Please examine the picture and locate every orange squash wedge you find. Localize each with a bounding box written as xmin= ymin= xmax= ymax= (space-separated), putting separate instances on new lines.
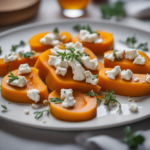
xmin=104 ymin=51 xmax=150 ymax=74
xmin=98 ymin=68 xmax=150 ymax=97
xmin=1 ymin=68 xmax=49 ymax=103
xmin=34 ymin=47 xmax=104 ymax=93
xmin=72 ymin=31 xmax=114 ymax=55
xmin=49 ymin=90 xmax=97 ymax=122
xmin=0 ymin=52 xmax=41 ymax=76
xmin=29 ymin=32 xmax=72 ymax=52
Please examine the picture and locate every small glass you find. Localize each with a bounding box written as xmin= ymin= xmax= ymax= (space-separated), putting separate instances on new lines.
xmin=57 ymin=0 xmax=90 ymax=18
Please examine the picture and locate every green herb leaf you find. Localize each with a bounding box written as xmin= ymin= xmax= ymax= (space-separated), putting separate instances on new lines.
xmin=34 ymin=109 xmax=49 ymax=119
xmin=97 ymin=98 xmax=101 ymax=104
xmin=73 ymin=24 xmax=99 ymax=35
xmin=92 ymin=74 xmax=98 ymax=80
xmin=0 ymin=47 xmax=2 ymax=55
xmin=117 ymin=57 xmax=121 ymax=61
xmin=113 ymin=50 xmax=118 ymax=57
xmin=122 ymin=126 xmax=145 ymax=150
xmin=1 ymin=105 xmax=7 ymax=110
xmin=87 ymin=90 xmax=98 ymax=96
xmin=100 ymin=90 xmax=121 ymax=112
xmin=11 ymin=41 xmax=26 ymax=52
xmin=120 ymin=36 xmax=148 ymax=51
xmin=100 ymin=1 xmax=126 ymax=20
xmin=50 ymin=97 xmax=63 ymax=103
xmin=7 ymin=71 xmax=19 ymax=83
xmin=19 ymin=52 xmax=34 ymax=59
xmin=53 ymin=27 xmax=59 ymax=33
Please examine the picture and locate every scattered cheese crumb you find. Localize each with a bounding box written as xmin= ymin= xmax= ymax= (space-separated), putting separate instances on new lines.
xmin=128 ymin=98 xmax=132 ymax=102
xmin=55 ymin=67 xmax=67 ymax=76
xmin=24 ymin=109 xmax=29 ymax=114
xmin=4 ymin=52 xmax=18 ymax=63
xmin=125 ymin=49 xmax=139 ymax=60
xmin=31 ymin=103 xmax=35 ymax=108
xmin=61 ymin=89 xmax=73 ymax=100
xmin=129 ymin=103 xmax=138 ymax=112
xmin=27 ymin=89 xmax=40 ymax=103
xmin=62 ymin=96 xmax=76 ymax=108
xmin=134 ymin=77 xmax=139 ymax=82
xmin=43 ymin=120 xmax=46 ymax=123
xmin=121 ymin=69 xmax=133 ymax=80
xmin=18 ymin=63 xmax=31 ymax=74
xmin=84 ymin=71 xmax=98 ymax=85
xmin=146 ymin=74 xmax=150 ymax=83
xmin=73 ymin=42 xmax=84 ymax=53
xmin=43 ymin=100 xmax=49 ymax=105
xmin=115 ymin=51 xmax=124 ymax=59
xmin=133 ymin=55 xmax=145 ymax=65
xmin=104 ymin=53 xmax=115 ymax=62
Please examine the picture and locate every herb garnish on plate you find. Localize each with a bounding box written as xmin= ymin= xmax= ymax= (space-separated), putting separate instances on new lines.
xmin=0 ymin=47 xmax=2 ymax=55
xmin=1 ymin=105 xmax=7 ymax=110
xmin=19 ymin=51 xmax=34 ymax=59
xmin=50 ymin=97 xmax=63 ymax=103
xmin=34 ymin=109 xmax=49 ymax=119
xmin=11 ymin=41 xmax=25 ymax=52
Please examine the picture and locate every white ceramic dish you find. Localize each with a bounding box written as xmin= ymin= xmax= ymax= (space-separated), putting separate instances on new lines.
xmin=0 ymin=19 xmax=150 ymax=131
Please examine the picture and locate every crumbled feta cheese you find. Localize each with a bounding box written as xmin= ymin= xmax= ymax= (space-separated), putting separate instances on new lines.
xmin=129 ymin=103 xmax=138 ymax=112
xmin=104 ymin=53 xmax=115 ymax=62
xmin=51 ymin=46 xmax=64 ymax=56
xmin=7 ymin=76 xmax=27 ymax=87
xmin=146 ymin=74 xmax=150 ymax=83
xmin=62 ymin=96 xmax=76 ymax=108
xmin=27 ymin=89 xmax=40 ymax=103
xmin=40 ymin=33 xmax=62 ymax=46
xmin=55 ymin=67 xmax=67 ymax=76
xmin=121 ymin=69 xmax=133 ymax=80
xmin=43 ymin=120 xmax=46 ymax=123
xmin=24 ymin=109 xmax=29 ymax=114
xmin=61 ymin=89 xmax=73 ymax=100
xmin=84 ymin=71 xmax=98 ymax=85
xmin=133 ymin=55 xmax=145 ymax=65
xmin=4 ymin=52 xmax=18 ymax=63
xmin=46 ymin=107 xmax=49 ymax=111
xmin=31 ymin=103 xmax=35 ymax=108
xmin=68 ymin=59 xmax=80 ymax=69
xmin=134 ymin=77 xmax=139 ymax=82
xmin=73 ymin=42 xmax=84 ymax=53
xmin=125 ymin=49 xmax=139 ymax=60
xmin=81 ymin=56 xmax=98 ymax=70
xmin=48 ymin=55 xmax=69 ymax=69
xmin=65 ymin=42 xmax=74 ymax=48
xmin=43 ymin=100 xmax=48 ymax=105
xmin=115 ymin=51 xmax=124 ymax=59
xmin=79 ymin=30 xmax=102 ymax=44
xmin=106 ymin=66 xmax=121 ymax=80
xmin=60 ymin=35 xmax=66 ymax=40
xmin=18 ymin=63 xmax=31 ymax=74
xmin=72 ymin=64 xmax=85 ymax=81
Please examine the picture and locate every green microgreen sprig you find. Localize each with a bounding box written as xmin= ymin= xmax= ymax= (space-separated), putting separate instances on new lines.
xmin=120 ymin=36 xmax=148 ymax=51
xmin=122 ymin=126 xmax=145 ymax=150
xmin=1 ymin=105 xmax=7 ymax=110
xmin=34 ymin=109 xmax=49 ymax=119
xmin=99 ymin=90 xmax=121 ymax=112
xmin=50 ymin=97 xmax=63 ymax=103
xmin=11 ymin=41 xmax=25 ymax=52
xmin=92 ymin=74 xmax=98 ymax=80
xmin=73 ymin=24 xmax=99 ymax=35
xmin=19 ymin=52 xmax=34 ymax=59
xmin=0 ymin=47 xmax=2 ymax=55
xmin=53 ymin=27 xmax=59 ymax=33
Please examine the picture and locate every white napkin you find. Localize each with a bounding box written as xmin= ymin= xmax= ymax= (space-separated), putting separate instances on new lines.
xmin=76 ymin=130 xmax=150 ymax=150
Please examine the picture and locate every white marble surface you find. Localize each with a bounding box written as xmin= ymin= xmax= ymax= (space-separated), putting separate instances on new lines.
xmin=0 ymin=0 xmax=150 ymax=150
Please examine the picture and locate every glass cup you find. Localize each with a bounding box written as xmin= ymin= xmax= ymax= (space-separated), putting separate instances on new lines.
xmin=57 ymin=0 xmax=90 ymax=18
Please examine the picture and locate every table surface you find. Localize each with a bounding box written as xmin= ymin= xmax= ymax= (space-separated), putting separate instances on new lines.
xmin=0 ymin=0 xmax=150 ymax=150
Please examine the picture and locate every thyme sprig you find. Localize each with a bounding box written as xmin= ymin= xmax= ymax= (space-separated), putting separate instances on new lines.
xmin=73 ymin=24 xmax=99 ymax=35
xmin=34 ymin=109 xmax=49 ymax=119
xmin=120 ymin=36 xmax=148 ymax=51
xmin=1 ymin=105 xmax=7 ymax=110
xmin=122 ymin=126 xmax=145 ymax=150
xmin=113 ymin=50 xmax=121 ymax=61
xmin=19 ymin=52 xmax=34 ymax=59
xmin=100 ymin=90 xmax=121 ymax=112
xmin=0 ymin=47 xmax=2 ymax=55
xmin=53 ymin=27 xmax=59 ymax=33
xmin=11 ymin=41 xmax=25 ymax=52
xmin=57 ymin=47 xmax=89 ymax=64
xmin=92 ymin=74 xmax=98 ymax=80
xmin=50 ymin=97 xmax=63 ymax=103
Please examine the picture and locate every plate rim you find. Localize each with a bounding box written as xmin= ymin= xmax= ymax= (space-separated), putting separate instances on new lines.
xmin=0 ymin=18 xmax=150 ymax=131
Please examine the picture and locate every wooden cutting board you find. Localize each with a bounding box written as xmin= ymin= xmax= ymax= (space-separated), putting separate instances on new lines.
xmin=0 ymin=0 xmax=41 ymax=26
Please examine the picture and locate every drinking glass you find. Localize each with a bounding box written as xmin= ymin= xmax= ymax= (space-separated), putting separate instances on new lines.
xmin=57 ymin=0 xmax=90 ymax=18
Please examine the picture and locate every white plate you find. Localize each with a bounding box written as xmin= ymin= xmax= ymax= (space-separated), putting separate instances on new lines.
xmin=0 ymin=19 xmax=150 ymax=131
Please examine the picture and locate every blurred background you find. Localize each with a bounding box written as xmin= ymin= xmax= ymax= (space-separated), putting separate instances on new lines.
xmin=0 ymin=0 xmax=150 ymax=32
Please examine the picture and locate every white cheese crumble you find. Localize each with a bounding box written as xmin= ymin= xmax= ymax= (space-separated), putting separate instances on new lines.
xmin=27 ymin=89 xmax=40 ymax=103
xmin=121 ymin=69 xmax=133 ymax=81
xmin=115 ymin=51 xmax=124 ymax=59
xmin=79 ymin=30 xmax=102 ymax=44
xmin=31 ymin=103 xmax=35 ymax=108
xmin=106 ymin=66 xmax=121 ymax=80
xmin=43 ymin=100 xmax=48 ymax=105
xmin=24 ymin=109 xmax=29 ymax=114
xmin=48 ymin=55 xmax=69 ymax=69
xmin=7 ymin=76 xmax=27 ymax=87
xmin=4 ymin=52 xmax=18 ymax=63
xmin=60 ymin=89 xmax=73 ymax=100
xmin=55 ymin=67 xmax=67 ymax=76
xmin=146 ymin=74 xmax=150 ymax=83
xmin=62 ymin=96 xmax=76 ymax=108
xmin=18 ymin=63 xmax=31 ymax=74
xmin=51 ymin=46 xmax=65 ymax=56
xmin=65 ymin=42 xmax=74 ymax=49
xmin=81 ymin=56 xmax=98 ymax=70
xmin=84 ymin=71 xmax=98 ymax=85
xmin=104 ymin=53 xmax=115 ymax=62
xmin=129 ymin=103 xmax=138 ymax=112
xmin=125 ymin=49 xmax=139 ymax=60
xmin=134 ymin=78 xmax=139 ymax=82
xmin=133 ymin=55 xmax=145 ymax=65
xmin=73 ymin=42 xmax=85 ymax=53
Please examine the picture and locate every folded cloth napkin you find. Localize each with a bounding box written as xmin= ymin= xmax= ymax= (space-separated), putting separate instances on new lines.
xmin=76 ymin=129 xmax=150 ymax=150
